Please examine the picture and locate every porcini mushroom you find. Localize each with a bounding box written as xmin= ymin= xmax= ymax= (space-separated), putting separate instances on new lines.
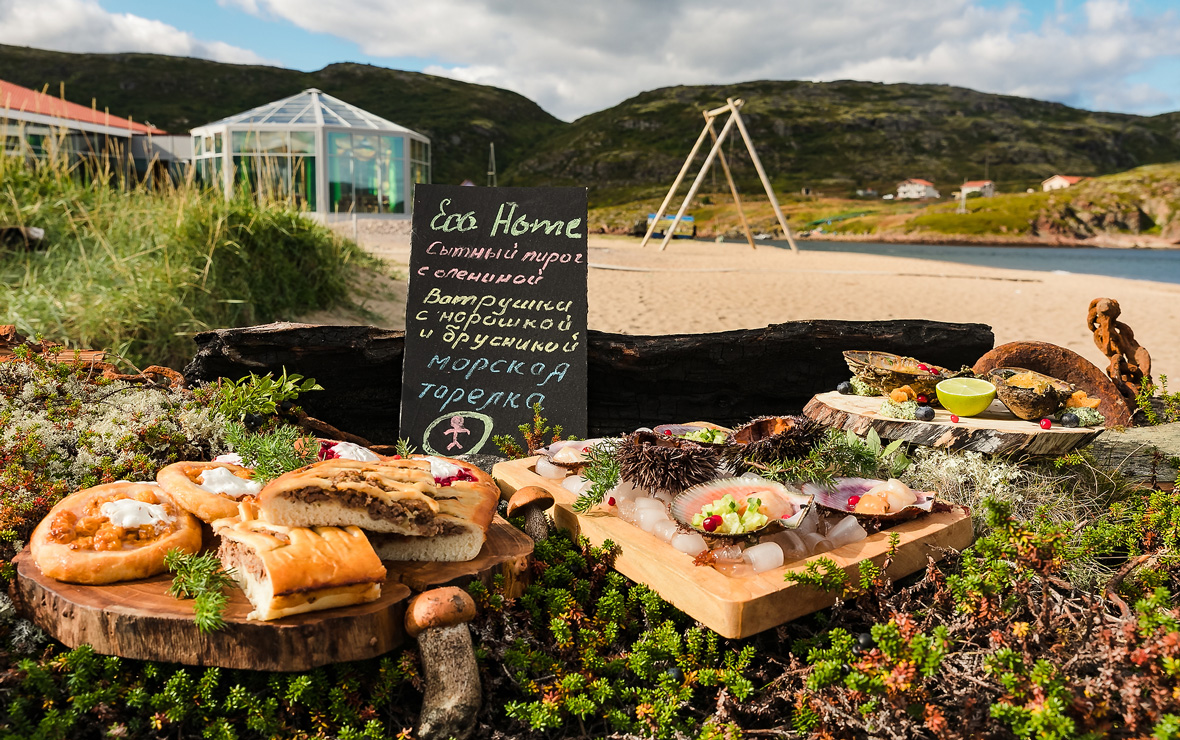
xmin=406 ymin=587 xmax=481 ymax=740
xmin=506 ymin=485 xmax=554 ymax=541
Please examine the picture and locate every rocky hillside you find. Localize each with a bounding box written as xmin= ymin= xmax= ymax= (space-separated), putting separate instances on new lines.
xmin=507 ymin=81 xmax=1180 ymax=204
xmin=3 ymin=46 xmax=1180 ymax=206
xmin=0 ymin=44 xmax=563 ymax=186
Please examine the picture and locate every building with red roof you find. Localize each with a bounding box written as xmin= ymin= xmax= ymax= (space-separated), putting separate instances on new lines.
xmin=1 ymin=78 xmax=188 ymax=179
xmin=1042 ymin=175 xmax=1087 ymax=192
xmin=961 ymin=179 xmax=995 ymax=197
xmin=897 ymin=178 xmax=940 ymax=199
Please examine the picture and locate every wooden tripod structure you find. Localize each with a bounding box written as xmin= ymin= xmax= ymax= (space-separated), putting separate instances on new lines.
xmin=640 ymin=97 xmax=798 ymax=253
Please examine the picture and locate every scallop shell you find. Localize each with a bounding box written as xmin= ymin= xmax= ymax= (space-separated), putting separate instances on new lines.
xmin=652 ymin=423 xmax=732 ymax=448
xmin=671 ymin=477 xmax=814 ymax=539
xmin=801 ymin=477 xmax=935 ymax=522
xmin=535 ymin=439 xmax=606 ymax=470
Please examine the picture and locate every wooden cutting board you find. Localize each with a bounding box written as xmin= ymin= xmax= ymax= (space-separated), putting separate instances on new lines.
xmin=13 ymin=516 xmax=532 ymax=671
xmin=804 ymin=391 xmax=1102 ymax=456
xmin=493 ymin=457 xmax=973 ymax=639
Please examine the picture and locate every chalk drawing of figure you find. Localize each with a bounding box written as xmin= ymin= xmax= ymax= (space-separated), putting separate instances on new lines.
xmin=444 ymin=415 xmax=471 ymax=451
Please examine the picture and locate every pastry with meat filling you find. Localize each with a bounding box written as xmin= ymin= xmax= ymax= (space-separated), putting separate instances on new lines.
xmin=257 ymin=455 xmax=497 ymax=562
xmin=30 ymin=481 xmax=202 ymax=584
xmin=212 ymin=503 xmax=386 ymax=621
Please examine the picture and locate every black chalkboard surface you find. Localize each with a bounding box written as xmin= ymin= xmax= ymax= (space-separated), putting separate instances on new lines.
xmin=400 ymin=185 xmax=588 ymax=456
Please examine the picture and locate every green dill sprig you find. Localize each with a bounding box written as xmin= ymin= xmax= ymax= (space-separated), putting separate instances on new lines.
xmin=223 ymin=422 xmax=317 ymax=483
xmin=573 ymin=439 xmax=623 ymax=513
xmin=164 ymin=549 xmax=238 ymax=634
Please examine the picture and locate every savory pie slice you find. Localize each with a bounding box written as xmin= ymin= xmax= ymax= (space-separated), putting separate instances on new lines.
xmin=156 ymin=461 xmax=263 ymax=523
xmin=257 ymin=455 xmax=497 ymax=562
xmin=30 ymin=481 xmax=203 ymax=584
xmin=212 ymin=503 xmax=386 ymax=621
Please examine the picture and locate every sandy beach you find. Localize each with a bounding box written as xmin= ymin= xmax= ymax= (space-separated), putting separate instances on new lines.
xmin=311 ymin=227 xmax=1180 ymax=384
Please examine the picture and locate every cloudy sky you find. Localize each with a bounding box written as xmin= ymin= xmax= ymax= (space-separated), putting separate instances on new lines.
xmin=1 ymin=0 xmax=1178 ymax=120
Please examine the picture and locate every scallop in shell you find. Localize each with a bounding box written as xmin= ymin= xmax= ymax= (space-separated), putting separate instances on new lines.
xmin=535 ymin=438 xmax=607 ymax=471
xmin=652 ymin=423 xmax=732 ymax=448
xmin=671 ymin=476 xmax=814 ymax=538
xmin=802 ymin=477 xmax=935 ymax=522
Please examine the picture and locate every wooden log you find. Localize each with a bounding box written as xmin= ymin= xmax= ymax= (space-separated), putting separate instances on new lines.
xmin=804 ymin=391 xmax=1103 ymax=456
xmin=184 ymin=320 xmax=994 ymax=444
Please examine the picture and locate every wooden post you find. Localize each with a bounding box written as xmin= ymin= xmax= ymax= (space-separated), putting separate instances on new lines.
xmin=707 ymin=115 xmax=756 ymax=250
xmin=659 ymin=110 xmax=739 ymax=251
xmin=640 ymin=120 xmax=715 ymax=248
xmin=729 ymin=98 xmax=798 ymax=253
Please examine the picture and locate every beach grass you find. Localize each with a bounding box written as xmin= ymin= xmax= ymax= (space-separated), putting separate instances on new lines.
xmin=0 ymin=147 xmax=371 ymax=370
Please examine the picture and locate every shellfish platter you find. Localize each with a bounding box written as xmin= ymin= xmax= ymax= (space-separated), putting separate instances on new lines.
xmin=492 ymin=456 xmax=973 ymax=638
xmin=804 ymin=391 xmax=1103 ymax=457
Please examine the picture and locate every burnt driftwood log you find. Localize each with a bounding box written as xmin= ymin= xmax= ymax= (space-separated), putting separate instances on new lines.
xmin=184 ymin=320 xmax=993 ymax=444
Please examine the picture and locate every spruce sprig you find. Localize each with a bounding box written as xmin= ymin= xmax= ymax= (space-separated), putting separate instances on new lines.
xmin=223 ymin=422 xmax=317 ymax=483
xmin=395 ymin=437 xmax=417 ymax=459
xmin=164 ymin=549 xmax=238 ymax=634
xmin=573 ymin=439 xmax=622 ymax=513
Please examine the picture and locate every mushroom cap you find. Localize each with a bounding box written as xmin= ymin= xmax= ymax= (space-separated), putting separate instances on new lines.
xmin=405 ymin=586 xmax=477 ymax=638
xmin=506 ymin=485 xmax=555 ymax=517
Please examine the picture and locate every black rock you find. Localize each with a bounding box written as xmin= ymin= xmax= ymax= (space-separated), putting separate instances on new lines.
xmin=837 ymin=381 xmax=853 ymax=395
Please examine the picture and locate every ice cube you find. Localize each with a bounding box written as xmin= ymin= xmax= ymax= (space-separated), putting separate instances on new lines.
xmin=561 ymin=475 xmax=591 ymax=494
xmin=617 ymin=499 xmax=638 ymax=524
xmin=742 ymin=542 xmax=786 ymax=573
xmin=671 ymin=532 xmax=708 ymax=555
xmin=650 ymin=519 xmax=678 ymax=543
xmin=637 ymin=507 xmax=670 ymax=532
xmin=826 ymin=516 xmax=867 ymax=548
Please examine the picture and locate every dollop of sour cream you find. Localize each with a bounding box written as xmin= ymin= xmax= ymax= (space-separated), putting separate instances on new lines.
xmin=426 ymin=456 xmax=461 ymax=480
xmin=326 ymin=441 xmax=380 ymax=462
xmin=100 ymin=499 xmax=172 ymax=530
xmin=212 ymin=452 xmax=243 ymax=465
xmin=197 ymin=466 xmax=263 ymax=499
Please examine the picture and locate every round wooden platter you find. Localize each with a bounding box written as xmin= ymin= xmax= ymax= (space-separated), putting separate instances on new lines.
xmin=13 ymin=516 xmax=532 ymax=672
xmin=803 ymin=391 xmax=1103 ymax=456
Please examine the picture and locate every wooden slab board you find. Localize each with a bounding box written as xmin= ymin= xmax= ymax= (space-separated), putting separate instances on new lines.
xmin=804 ymin=391 xmax=1102 ymax=456
xmin=13 ymin=516 xmax=532 ymax=671
xmin=493 ymin=457 xmax=973 ymax=639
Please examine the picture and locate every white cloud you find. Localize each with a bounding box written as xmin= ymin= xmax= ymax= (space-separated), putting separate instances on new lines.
xmin=0 ymin=0 xmax=272 ymax=65
xmin=216 ymin=0 xmax=1180 ymax=120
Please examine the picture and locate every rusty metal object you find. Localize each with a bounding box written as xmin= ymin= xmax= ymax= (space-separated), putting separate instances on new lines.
xmin=973 ymin=341 xmax=1133 ymax=428
xmin=1087 ymin=298 xmax=1152 ymax=400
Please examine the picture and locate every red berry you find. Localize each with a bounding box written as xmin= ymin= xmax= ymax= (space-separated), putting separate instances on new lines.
xmin=917 ymin=363 xmax=929 ymax=372
xmin=916 ymin=395 xmax=929 ymax=404
xmin=702 ymin=515 xmax=722 ymax=532
xmin=1040 ymin=418 xmax=1052 ymax=430
xmin=664 ymin=429 xmax=672 ymax=436
xmin=931 ymin=368 xmax=940 ymax=375
xmin=607 ymin=497 xmax=616 ymax=506
xmin=950 ymin=415 xmax=959 ymax=423
xmin=847 ymin=495 xmax=861 ymax=508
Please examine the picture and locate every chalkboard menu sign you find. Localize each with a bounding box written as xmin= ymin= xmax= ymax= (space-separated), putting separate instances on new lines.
xmin=401 ymin=184 xmax=588 ymax=456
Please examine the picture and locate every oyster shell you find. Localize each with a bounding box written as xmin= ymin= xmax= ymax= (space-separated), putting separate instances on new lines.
xmin=534 ymin=438 xmax=607 ymax=470
xmin=987 ymin=367 xmax=1073 ymax=421
xmin=652 ymin=423 xmax=733 ymax=448
xmin=671 ymin=476 xmax=814 ymax=539
xmin=802 ymin=477 xmax=935 ymax=522
xmin=843 ymin=350 xmax=964 ymax=398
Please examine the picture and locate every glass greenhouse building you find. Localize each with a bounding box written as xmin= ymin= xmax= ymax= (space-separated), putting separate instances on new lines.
xmin=190 ymin=89 xmax=431 ymax=218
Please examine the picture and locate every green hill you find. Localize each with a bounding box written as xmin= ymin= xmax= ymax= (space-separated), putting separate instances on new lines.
xmin=506 ymin=81 xmax=1180 ymax=204
xmin=3 ymin=46 xmax=1180 ymax=206
xmin=0 ymin=44 xmax=563 ymax=186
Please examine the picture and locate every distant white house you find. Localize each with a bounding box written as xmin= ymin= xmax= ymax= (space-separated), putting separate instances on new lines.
xmin=961 ymin=180 xmax=995 ymax=198
xmin=897 ymin=178 xmax=940 ymax=199
xmin=1042 ymin=175 xmax=1086 ymax=192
